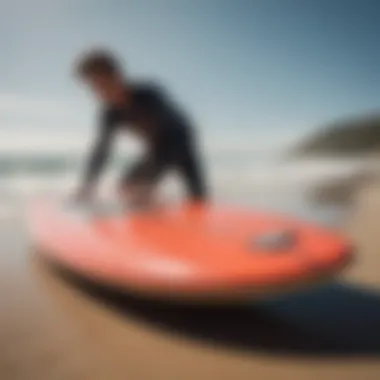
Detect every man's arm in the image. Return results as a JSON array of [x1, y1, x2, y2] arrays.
[[81, 110, 115, 193]]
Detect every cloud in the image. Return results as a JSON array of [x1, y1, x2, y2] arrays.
[[0, 93, 92, 131], [202, 128, 302, 156], [0, 94, 66, 116], [0, 127, 144, 155]]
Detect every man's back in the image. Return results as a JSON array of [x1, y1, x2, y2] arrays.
[[101, 81, 189, 142]]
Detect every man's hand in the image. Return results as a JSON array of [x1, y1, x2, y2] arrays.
[[72, 185, 95, 204]]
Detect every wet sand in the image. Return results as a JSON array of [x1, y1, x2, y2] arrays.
[[1, 187, 380, 380]]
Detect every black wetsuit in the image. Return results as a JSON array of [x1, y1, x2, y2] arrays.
[[83, 81, 207, 200]]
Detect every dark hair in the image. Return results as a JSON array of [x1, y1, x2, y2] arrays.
[[74, 49, 123, 79]]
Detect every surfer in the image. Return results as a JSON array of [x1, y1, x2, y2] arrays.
[[73, 49, 208, 207]]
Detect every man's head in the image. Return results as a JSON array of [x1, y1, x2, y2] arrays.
[[75, 49, 127, 104]]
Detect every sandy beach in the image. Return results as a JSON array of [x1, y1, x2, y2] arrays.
[[0, 184, 380, 380]]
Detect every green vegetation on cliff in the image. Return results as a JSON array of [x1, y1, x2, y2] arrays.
[[290, 114, 380, 157]]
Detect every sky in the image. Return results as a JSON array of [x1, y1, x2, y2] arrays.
[[1, 0, 380, 153]]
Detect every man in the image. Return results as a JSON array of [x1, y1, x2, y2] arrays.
[[74, 49, 208, 207]]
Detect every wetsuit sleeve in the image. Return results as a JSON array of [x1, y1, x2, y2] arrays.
[[83, 110, 115, 188]]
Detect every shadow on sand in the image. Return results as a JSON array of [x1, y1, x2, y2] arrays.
[[34, 257, 380, 358]]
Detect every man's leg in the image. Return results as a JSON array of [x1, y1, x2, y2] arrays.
[[179, 152, 208, 201], [119, 128, 208, 205], [118, 154, 166, 208], [176, 131, 208, 201]]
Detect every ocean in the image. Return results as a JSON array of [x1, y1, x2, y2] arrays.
[[0, 144, 373, 225]]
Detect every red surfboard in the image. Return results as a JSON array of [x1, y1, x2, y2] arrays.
[[28, 197, 353, 301]]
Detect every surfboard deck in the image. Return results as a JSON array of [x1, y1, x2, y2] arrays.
[[28, 197, 353, 301]]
